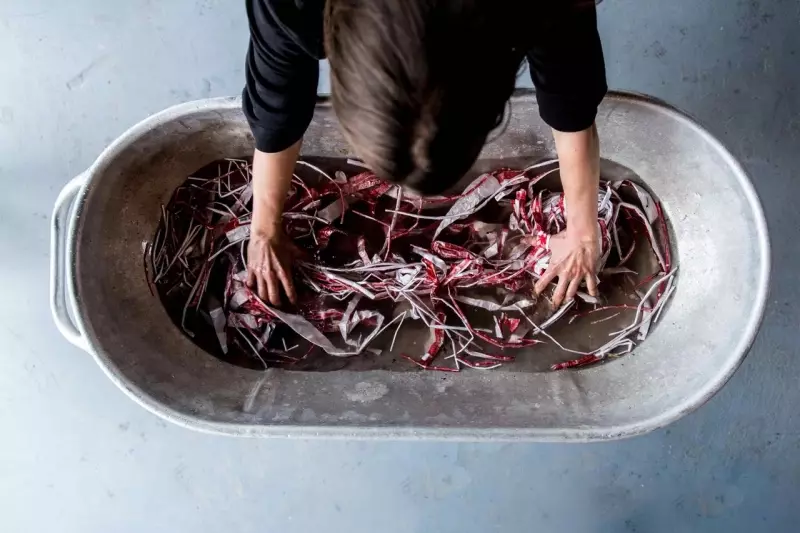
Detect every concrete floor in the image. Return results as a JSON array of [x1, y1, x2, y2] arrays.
[[1, 0, 798, 531]]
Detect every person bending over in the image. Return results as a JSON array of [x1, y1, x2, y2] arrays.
[[242, 0, 607, 308]]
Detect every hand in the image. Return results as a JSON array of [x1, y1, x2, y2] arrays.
[[246, 227, 300, 307], [534, 222, 600, 308], [247, 144, 303, 306]]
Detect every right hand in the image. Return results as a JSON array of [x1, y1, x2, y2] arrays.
[[534, 223, 600, 308], [246, 226, 299, 307]]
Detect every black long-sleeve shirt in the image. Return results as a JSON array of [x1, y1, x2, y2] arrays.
[[243, 0, 607, 153]]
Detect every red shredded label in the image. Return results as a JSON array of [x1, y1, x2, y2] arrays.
[[149, 158, 675, 372]]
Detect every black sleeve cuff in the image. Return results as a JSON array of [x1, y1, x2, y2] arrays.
[[526, 3, 607, 133], [243, 84, 315, 153], [535, 85, 606, 133], [242, 0, 321, 153]]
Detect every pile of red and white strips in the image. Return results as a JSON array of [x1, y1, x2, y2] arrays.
[[146, 158, 676, 372]]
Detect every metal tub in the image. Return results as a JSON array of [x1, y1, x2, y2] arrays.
[[50, 91, 770, 440]]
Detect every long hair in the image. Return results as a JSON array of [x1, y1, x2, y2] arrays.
[[325, 0, 524, 194]]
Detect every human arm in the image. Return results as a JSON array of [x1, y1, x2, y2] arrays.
[[247, 143, 301, 306], [534, 125, 600, 306], [242, 0, 323, 305], [526, 1, 607, 306]]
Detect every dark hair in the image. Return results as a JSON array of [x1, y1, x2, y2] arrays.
[[325, 0, 523, 195]]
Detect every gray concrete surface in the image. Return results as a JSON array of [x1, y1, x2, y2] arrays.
[[0, 0, 797, 531]]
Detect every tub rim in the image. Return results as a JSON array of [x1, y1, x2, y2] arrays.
[[53, 90, 771, 441]]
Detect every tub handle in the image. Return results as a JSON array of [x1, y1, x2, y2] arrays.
[[50, 173, 91, 353]]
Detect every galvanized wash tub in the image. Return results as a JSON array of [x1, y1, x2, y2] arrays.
[[50, 91, 769, 440]]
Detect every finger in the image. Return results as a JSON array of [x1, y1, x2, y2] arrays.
[[275, 263, 297, 305], [566, 276, 582, 303], [246, 267, 257, 289], [535, 266, 560, 295], [256, 273, 269, 303], [585, 273, 599, 297], [552, 275, 569, 308], [265, 266, 281, 307]]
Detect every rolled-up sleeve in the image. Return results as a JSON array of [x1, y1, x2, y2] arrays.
[[243, 0, 321, 153], [526, 3, 607, 133]]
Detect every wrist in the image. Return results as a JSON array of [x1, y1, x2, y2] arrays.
[[567, 212, 598, 240], [566, 197, 597, 227], [567, 209, 597, 226], [251, 202, 283, 237]]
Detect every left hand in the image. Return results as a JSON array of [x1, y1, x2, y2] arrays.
[[535, 221, 600, 308]]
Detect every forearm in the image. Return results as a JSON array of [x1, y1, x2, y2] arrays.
[[552, 124, 600, 231], [251, 141, 302, 236]]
